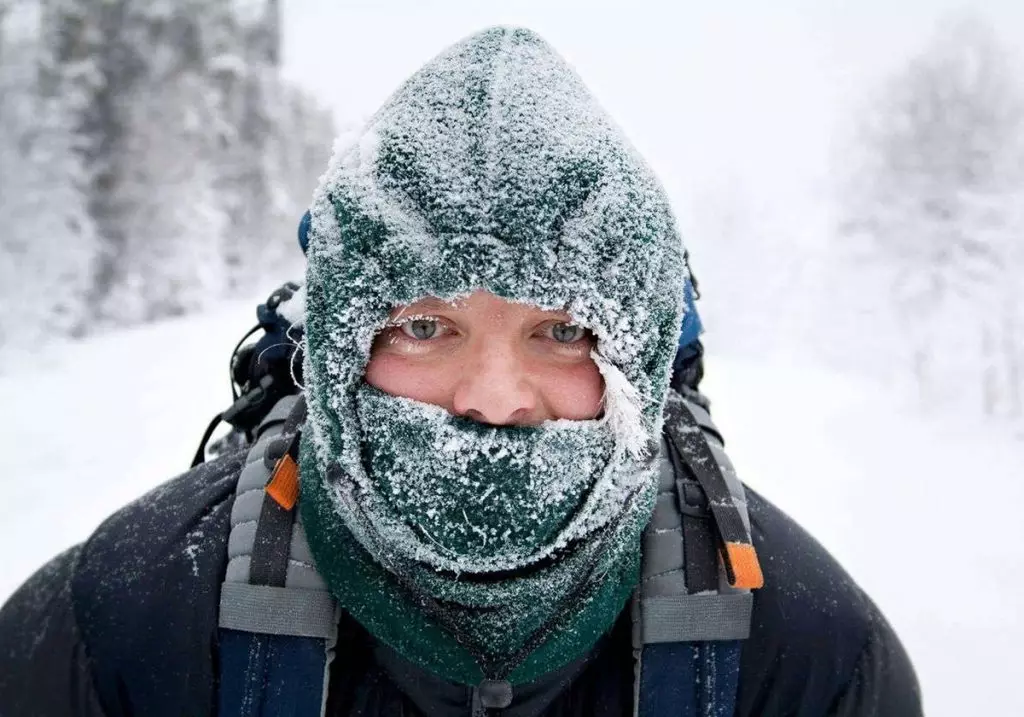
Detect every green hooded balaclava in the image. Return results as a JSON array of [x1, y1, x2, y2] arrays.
[[299, 26, 688, 686]]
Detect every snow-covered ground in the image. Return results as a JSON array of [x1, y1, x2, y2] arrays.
[[1, 302, 1020, 715], [704, 350, 1023, 717]]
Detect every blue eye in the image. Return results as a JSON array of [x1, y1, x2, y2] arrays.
[[549, 323, 586, 343], [401, 319, 440, 340]]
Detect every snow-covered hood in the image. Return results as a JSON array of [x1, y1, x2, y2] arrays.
[[303, 25, 688, 463]]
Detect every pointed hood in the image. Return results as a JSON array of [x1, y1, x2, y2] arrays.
[[304, 25, 687, 464]]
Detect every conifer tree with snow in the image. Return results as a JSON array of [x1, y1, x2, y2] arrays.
[[0, 0, 100, 347], [0, 0, 333, 353]]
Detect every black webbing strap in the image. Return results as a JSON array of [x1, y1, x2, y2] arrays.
[[680, 498, 717, 593], [665, 433, 718, 593], [249, 487, 295, 586], [248, 397, 306, 588], [663, 397, 763, 590]]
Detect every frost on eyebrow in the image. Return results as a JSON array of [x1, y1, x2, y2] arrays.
[[394, 296, 467, 316], [381, 313, 440, 329], [385, 295, 578, 334]]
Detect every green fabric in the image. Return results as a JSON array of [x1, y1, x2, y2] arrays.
[[299, 25, 689, 686], [356, 384, 616, 567], [301, 430, 653, 685]]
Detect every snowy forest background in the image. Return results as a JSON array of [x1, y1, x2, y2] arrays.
[[0, 0, 332, 346], [2, 3, 1023, 430], [692, 14, 1024, 427]]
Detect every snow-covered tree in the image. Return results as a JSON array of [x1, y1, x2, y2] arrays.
[[100, 4, 229, 323], [0, 0, 98, 347], [841, 16, 1024, 415], [0, 0, 333, 353]]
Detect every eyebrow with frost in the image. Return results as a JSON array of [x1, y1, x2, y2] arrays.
[[363, 290, 605, 426]]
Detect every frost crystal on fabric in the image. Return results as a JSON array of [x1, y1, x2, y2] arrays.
[[299, 25, 688, 684], [357, 385, 620, 572]]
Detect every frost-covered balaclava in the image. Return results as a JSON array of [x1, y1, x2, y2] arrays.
[[299, 26, 687, 686]]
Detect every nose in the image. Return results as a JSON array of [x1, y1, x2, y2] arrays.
[[452, 342, 539, 425]]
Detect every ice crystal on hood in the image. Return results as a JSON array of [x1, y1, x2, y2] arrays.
[[304, 25, 686, 461], [353, 385, 627, 572]]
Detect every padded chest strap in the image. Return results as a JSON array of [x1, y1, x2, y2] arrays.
[[217, 396, 339, 717]]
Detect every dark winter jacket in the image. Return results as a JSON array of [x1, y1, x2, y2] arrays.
[[0, 448, 921, 717]]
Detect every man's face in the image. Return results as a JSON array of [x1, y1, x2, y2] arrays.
[[364, 290, 604, 426]]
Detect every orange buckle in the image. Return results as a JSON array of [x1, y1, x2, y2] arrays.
[[266, 454, 300, 510]]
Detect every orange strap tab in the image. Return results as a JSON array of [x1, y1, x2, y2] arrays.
[[723, 542, 765, 590], [266, 454, 300, 510]]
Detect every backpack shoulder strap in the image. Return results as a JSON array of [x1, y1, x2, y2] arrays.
[[663, 392, 762, 590], [217, 395, 339, 717], [633, 390, 763, 717]]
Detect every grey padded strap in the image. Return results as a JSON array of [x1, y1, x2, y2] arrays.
[[223, 400, 328, 592], [639, 593, 753, 643], [219, 582, 338, 639], [217, 394, 336, 717]]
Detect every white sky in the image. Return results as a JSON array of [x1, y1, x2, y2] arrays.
[[281, 1, 1024, 244]]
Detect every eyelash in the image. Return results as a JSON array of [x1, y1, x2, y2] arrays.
[[542, 322, 590, 343], [385, 316, 455, 342]]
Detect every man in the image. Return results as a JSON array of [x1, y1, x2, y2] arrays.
[[0, 26, 921, 716]]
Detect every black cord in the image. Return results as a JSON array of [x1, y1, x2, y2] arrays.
[[229, 324, 262, 401], [191, 413, 224, 467]]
